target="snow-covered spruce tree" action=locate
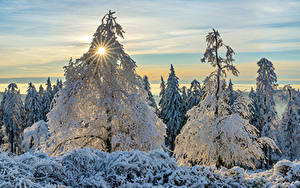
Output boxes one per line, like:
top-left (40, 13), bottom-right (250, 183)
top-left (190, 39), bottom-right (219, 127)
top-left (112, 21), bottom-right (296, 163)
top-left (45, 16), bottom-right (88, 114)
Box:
top-left (0, 90), bottom-right (7, 146)
top-left (160, 64), bottom-right (185, 154)
top-left (38, 85), bottom-right (44, 98)
top-left (249, 87), bottom-right (260, 129)
top-left (41, 80), bottom-right (53, 121)
top-left (277, 85), bottom-right (300, 161)
top-left (181, 86), bottom-right (188, 115)
top-left (186, 79), bottom-right (202, 110)
top-left (227, 79), bottom-right (238, 106)
top-left (256, 58), bottom-right (279, 167)
top-left (158, 76), bottom-right (166, 116)
top-left (256, 58), bottom-right (278, 137)
top-left (46, 77), bottom-right (53, 99)
top-left (57, 79), bottom-right (63, 89)
top-left (181, 86), bottom-right (188, 103)
top-left (24, 83), bottom-right (43, 128)
top-left (43, 11), bottom-right (165, 155)
top-left (52, 79), bottom-right (63, 96)
top-left (2, 83), bottom-right (25, 154)
top-left (52, 85), bottom-right (58, 96)
top-left (143, 75), bottom-right (157, 111)
top-left (175, 29), bottom-right (265, 169)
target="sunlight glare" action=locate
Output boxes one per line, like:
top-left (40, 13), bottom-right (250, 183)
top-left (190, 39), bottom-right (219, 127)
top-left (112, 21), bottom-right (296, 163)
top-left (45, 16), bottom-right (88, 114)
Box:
top-left (98, 47), bottom-right (106, 55)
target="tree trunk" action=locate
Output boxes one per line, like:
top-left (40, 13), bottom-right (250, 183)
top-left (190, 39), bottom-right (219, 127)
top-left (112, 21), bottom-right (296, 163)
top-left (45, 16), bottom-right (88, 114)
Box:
top-left (268, 148), bottom-right (272, 167)
top-left (216, 156), bottom-right (224, 169)
top-left (169, 134), bottom-right (175, 156)
top-left (264, 147), bottom-right (269, 169)
top-left (213, 29), bottom-right (221, 116)
top-left (105, 132), bottom-right (112, 152)
top-left (10, 129), bottom-right (14, 153)
top-left (260, 157), bottom-right (263, 169)
top-left (105, 108), bottom-right (112, 153)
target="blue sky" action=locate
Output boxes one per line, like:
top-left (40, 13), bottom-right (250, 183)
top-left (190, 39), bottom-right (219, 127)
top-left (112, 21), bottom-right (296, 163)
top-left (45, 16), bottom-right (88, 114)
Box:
top-left (0, 0), bottom-right (300, 92)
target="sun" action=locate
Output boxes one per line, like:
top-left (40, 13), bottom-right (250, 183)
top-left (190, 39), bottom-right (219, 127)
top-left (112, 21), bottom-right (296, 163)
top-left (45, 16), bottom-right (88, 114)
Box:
top-left (97, 47), bottom-right (106, 55)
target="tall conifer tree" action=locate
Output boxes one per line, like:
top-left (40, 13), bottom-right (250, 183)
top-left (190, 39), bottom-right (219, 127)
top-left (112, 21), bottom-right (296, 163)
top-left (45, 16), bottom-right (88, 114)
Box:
top-left (143, 75), bottom-right (157, 111)
top-left (160, 64), bottom-right (185, 154)
top-left (2, 83), bottom-right (25, 153)
top-left (25, 82), bottom-right (43, 127)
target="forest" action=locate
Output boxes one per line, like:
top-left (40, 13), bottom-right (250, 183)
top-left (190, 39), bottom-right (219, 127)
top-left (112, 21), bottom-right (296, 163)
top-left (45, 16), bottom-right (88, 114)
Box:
top-left (0, 11), bottom-right (299, 187)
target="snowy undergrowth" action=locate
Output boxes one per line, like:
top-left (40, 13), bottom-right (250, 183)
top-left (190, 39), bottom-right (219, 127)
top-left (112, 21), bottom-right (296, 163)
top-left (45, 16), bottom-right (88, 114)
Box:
top-left (0, 149), bottom-right (299, 187)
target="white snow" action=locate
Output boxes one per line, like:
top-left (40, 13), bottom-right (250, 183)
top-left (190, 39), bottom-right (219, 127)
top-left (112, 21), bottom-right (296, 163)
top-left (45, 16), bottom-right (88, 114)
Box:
top-left (0, 148), bottom-right (298, 187)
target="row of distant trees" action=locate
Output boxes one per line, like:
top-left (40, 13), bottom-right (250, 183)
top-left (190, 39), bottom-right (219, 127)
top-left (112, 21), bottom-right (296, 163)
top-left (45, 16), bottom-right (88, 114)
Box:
top-left (0, 78), bottom-right (62, 153)
top-left (1, 58), bottom-right (299, 168)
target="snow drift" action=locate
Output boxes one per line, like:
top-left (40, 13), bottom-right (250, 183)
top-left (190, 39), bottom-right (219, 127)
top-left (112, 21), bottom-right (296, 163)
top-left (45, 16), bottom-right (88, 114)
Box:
top-left (0, 148), bottom-right (299, 187)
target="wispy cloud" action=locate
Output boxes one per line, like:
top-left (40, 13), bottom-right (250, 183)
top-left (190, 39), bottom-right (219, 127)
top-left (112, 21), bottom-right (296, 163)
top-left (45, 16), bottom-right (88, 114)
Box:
top-left (0, 0), bottom-right (299, 81)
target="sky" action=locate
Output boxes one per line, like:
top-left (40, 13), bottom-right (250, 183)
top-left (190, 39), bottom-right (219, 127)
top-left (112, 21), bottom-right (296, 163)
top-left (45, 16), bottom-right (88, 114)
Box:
top-left (0, 0), bottom-right (300, 94)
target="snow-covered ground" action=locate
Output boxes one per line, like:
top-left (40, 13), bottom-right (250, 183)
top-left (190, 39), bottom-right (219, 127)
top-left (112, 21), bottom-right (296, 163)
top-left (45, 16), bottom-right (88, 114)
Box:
top-left (0, 148), bottom-right (299, 187)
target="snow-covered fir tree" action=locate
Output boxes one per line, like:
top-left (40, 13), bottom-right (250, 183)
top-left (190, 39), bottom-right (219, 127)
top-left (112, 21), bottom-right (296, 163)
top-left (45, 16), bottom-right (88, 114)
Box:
top-left (249, 87), bottom-right (260, 129)
top-left (160, 64), bottom-right (185, 154)
top-left (186, 79), bottom-right (202, 110)
top-left (43, 11), bottom-right (165, 155)
top-left (41, 89), bottom-right (52, 121)
top-left (52, 79), bottom-right (63, 96)
top-left (24, 82), bottom-right (43, 128)
top-left (277, 85), bottom-right (300, 161)
top-left (227, 79), bottom-right (238, 106)
top-left (181, 86), bottom-right (187, 103)
top-left (57, 79), bottom-right (63, 89)
top-left (256, 58), bottom-right (279, 167)
top-left (52, 85), bottom-right (58, 96)
top-left (38, 85), bottom-right (44, 98)
top-left (0, 90), bottom-right (7, 146)
top-left (158, 76), bottom-right (166, 116)
top-left (2, 83), bottom-right (25, 154)
top-left (181, 86), bottom-right (188, 114)
top-left (175, 29), bottom-right (269, 169)
top-left (40, 78), bottom-right (54, 121)
top-left (256, 58), bottom-right (278, 136)
top-left (143, 75), bottom-right (157, 111)
top-left (46, 77), bottom-right (53, 99)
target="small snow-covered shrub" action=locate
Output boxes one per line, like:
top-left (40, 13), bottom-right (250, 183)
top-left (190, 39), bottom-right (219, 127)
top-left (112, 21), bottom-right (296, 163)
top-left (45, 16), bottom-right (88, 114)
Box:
top-left (105, 150), bottom-right (176, 187)
top-left (22, 120), bottom-right (49, 152)
top-left (248, 159), bottom-right (300, 187)
top-left (60, 149), bottom-right (108, 187)
top-left (274, 159), bottom-right (293, 176)
top-left (0, 149), bottom-right (298, 187)
top-left (273, 159), bottom-right (300, 182)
